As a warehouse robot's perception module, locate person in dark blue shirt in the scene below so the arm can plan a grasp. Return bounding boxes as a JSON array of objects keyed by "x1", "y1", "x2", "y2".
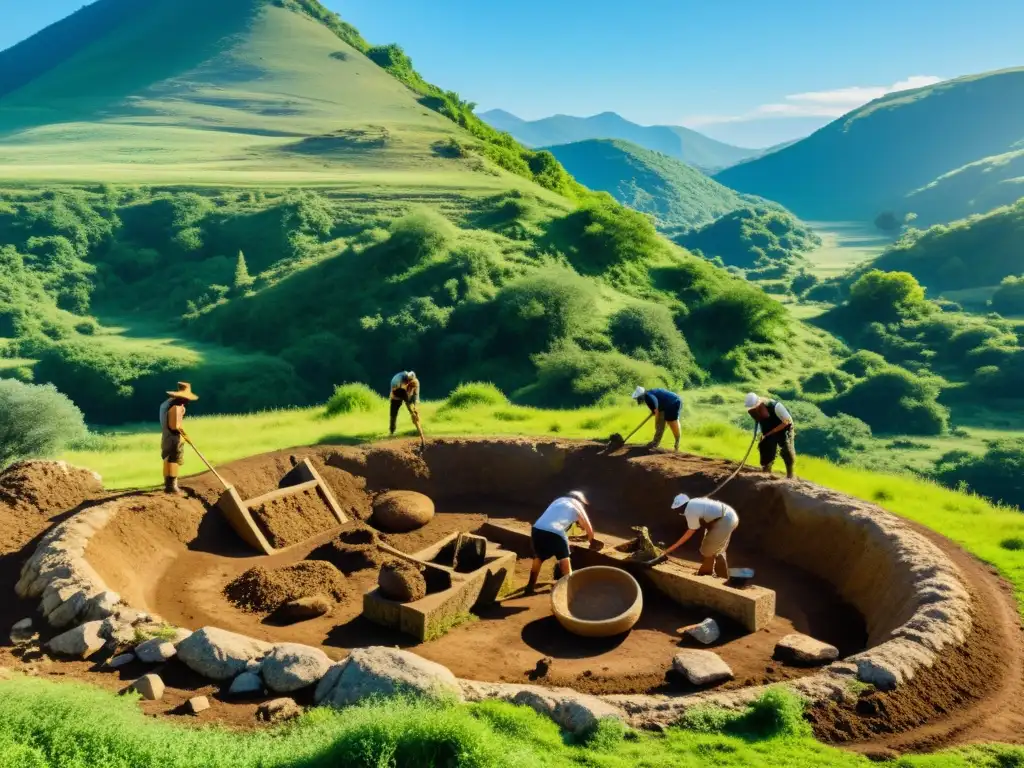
[{"x1": 632, "y1": 386, "x2": 683, "y2": 451}]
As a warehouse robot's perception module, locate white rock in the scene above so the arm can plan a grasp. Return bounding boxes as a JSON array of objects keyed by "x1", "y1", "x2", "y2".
[
  {"x1": 47, "y1": 621, "x2": 106, "y2": 658},
  {"x1": 325, "y1": 647, "x2": 462, "y2": 707},
  {"x1": 683, "y1": 618, "x2": 720, "y2": 646},
  {"x1": 261, "y1": 643, "x2": 333, "y2": 693},
  {"x1": 229, "y1": 671, "x2": 264, "y2": 696},
  {"x1": 314, "y1": 661, "x2": 349, "y2": 704},
  {"x1": 256, "y1": 697, "x2": 303, "y2": 723},
  {"x1": 131, "y1": 673, "x2": 165, "y2": 701},
  {"x1": 775, "y1": 634, "x2": 839, "y2": 665},
  {"x1": 512, "y1": 688, "x2": 623, "y2": 735},
  {"x1": 672, "y1": 650, "x2": 734, "y2": 686},
  {"x1": 108, "y1": 653, "x2": 135, "y2": 669},
  {"x1": 135, "y1": 638, "x2": 177, "y2": 664},
  {"x1": 187, "y1": 696, "x2": 211, "y2": 714},
  {"x1": 177, "y1": 627, "x2": 272, "y2": 681},
  {"x1": 170, "y1": 628, "x2": 193, "y2": 646},
  {"x1": 83, "y1": 591, "x2": 122, "y2": 622}
]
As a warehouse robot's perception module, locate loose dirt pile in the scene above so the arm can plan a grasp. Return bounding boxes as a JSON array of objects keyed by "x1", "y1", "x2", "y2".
[
  {"x1": 224, "y1": 561, "x2": 347, "y2": 613},
  {"x1": 249, "y1": 488, "x2": 341, "y2": 548},
  {"x1": 0, "y1": 460, "x2": 101, "y2": 519},
  {"x1": 308, "y1": 525, "x2": 386, "y2": 575},
  {"x1": 378, "y1": 560, "x2": 427, "y2": 602}
]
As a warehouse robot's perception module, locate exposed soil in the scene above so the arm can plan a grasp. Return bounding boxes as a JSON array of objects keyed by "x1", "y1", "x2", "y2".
[
  {"x1": 1, "y1": 439, "x2": 1023, "y2": 750},
  {"x1": 249, "y1": 488, "x2": 340, "y2": 549},
  {"x1": 378, "y1": 560, "x2": 426, "y2": 603},
  {"x1": 224, "y1": 561, "x2": 347, "y2": 613}
]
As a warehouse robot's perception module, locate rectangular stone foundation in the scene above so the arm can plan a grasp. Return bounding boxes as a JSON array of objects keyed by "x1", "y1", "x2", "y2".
[
  {"x1": 481, "y1": 519, "x2": 775, "y2": 633},
  {"x1": 362, "y1": 532, "x2": 517, "y2": 641}
]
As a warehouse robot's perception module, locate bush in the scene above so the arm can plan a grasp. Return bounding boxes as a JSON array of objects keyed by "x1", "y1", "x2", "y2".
[
  {"x1": 800, "y1": 369, "x2": 854, "y2": 396},
  {"x1": 325, "y1": 383, "x2": 383, "y2": 416},
  {"x1": 549, "y1": 194, "x2": 667, "y2": 274},
  {"x1": 823, "y1": 366, "x2": 948, "y2": 435},
  {"x1": 935, "y1": 439, "x2": 1024, "y2": 509},
  {"x1": 378, "y1": 209, "x2": 456, "y2": 274},
  {"x1": 0, "y1": 379, "x2": 88, "y2": 468},
  {"x1": 681, "y1": 687, "x2": 810, "y2": 739},
  {"x1": 838, "y1": 350, "x2": 888, "y2": 378},
  {"x1": 847, "y1": 269, "x2": 929, "y2": 324},
  {"x1": 608, "y1": 303, "x2": 698, "y2": 382},
  {"x1": 490, "y1": 268, "x2": 597, "y2": 355},
  {"x1": 444, "y1": 382, "x2": 507, "y2": 410},
  {"x1": 787, "y1": 401, "x2": 872, "y2": 462}
]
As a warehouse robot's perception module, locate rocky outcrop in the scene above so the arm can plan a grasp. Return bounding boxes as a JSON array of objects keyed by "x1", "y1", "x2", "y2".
[
  {"x1": 261, "y1": 643, "x2": 333, "y2": 693},
  {"x1": 318, "y1": 647, "x2": 462, "y2": 706},
  {"x1": 177, "y1": 627, "x2": 272, "y2": 681}
]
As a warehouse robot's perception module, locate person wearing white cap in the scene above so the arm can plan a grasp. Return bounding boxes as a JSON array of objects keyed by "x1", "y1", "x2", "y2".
[
  {"x1": 744, "y1": 392, "x2": 795, "y2": 479},
  {"x1": 390, "y1": 371, "x2": 424, "y2": 447},
  {"x1": 631, "y1": 385, "x2": 683, "y2": 451},
  {"x1": 525, "y1": 491, "x2": 595, "y2": 594},
  {"x1": 646, "y1": 494, "x2": 739, "y2": 577}
]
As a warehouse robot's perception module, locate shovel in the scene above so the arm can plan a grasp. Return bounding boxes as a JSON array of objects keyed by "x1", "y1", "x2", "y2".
[
  {"x1": 182, "y1": 433, "x2": 232, "y2": 491},
  {"x1": 608, "y1": 412, "x2": 653, "y2": 449}
]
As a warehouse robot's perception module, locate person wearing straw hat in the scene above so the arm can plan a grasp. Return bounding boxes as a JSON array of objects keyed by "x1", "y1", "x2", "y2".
[
  {"x1": 648, "y1": 493, "x2": 738, "y2": 577},
  {"x1": 525, "y1": 491, "x2": 595, "y2": 595},
  {"x1": 389, "y1": 371, "x2": 424, "y2": 446},
  {"x1": 744, "y1": 392, "x2": 795, "y2": 479},
  {"x1": 159, "y1": 382, "x2": 198, "y2": 495},
  {"x1": 631, "y1": 385, "x2": 683, "y2": 451}
]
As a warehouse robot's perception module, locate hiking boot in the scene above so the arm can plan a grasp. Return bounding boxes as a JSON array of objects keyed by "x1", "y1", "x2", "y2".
[{"x1": 164, "y1": 476, "x2": 182, "y2": 495}]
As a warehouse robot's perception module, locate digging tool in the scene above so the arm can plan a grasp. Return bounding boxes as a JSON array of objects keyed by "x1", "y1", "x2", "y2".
[
  {"x1": 182, "y1": 433, "x2": 232, "y2": 491},
  {"x1": 608, "y1": 412, "x2": 653, "y2": 449},
  {"x1": 702, "y1": 426, "x2": 759, "y2": 499}
]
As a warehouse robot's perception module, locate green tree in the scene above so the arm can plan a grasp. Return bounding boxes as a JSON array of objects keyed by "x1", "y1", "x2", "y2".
[
  {"x1": 847, "y1": 270, "x2": 928, "y2": 324},
  {"x1": 233, "y1": 251, "x2": 254, "y2": 293},
  {"x1": 0, "y1": 379, "x2": 88, "y2": 468},
  {"x1": 935, "y1": 439, "x2": 1024, "y2": 509}
]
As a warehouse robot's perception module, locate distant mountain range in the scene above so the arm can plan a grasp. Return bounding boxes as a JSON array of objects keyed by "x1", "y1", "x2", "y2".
[
  {"x1": 479, "y1": 109, "x2": 764, "y2": 171},
  {"x1": 543, "y1": 138, "x2": 760, "y2": 230},
  {"x1": 716, "y1": 68, "x2": 1024, "y2": 225}
]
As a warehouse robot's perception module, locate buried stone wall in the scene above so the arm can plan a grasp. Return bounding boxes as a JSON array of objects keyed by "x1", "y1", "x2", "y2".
[{"x1": 15, "y1": 439, "x2": 975, "y2": 731}]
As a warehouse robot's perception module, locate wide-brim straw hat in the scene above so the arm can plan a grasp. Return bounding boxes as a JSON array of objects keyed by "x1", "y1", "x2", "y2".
[{"x1": 167, "y1": 381, "x2": 199, "y2": 401}]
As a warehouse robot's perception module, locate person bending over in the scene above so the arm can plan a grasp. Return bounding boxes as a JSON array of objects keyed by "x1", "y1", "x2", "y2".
[
  {"x1": 652, "y1": 494, "x2": 739, "y2": 578},
  {"x1": 745, "y1": 392, "x2": 795, "y2": 479},
  {"x1": 632, "y1": 386, "x2": 683, "y2": 451},
  {"x1": 525, "y1": 491, "x2": 594, "y2": 594},
  {"x1": 390, "y1": 371, "x2": 424, "y2": 446}
]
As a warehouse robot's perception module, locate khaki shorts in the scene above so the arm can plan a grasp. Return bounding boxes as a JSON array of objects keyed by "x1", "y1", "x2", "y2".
[
  {"x1": 161, "y1": 433, "x2": 184, "y2": 464},
  {"x1": 700, "y1": 508, "x2": 738, "y2": 558}
]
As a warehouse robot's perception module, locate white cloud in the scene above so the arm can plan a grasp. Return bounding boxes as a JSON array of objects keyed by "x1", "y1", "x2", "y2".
[{"x1": 684, "y1": 75, "x2": 943, "y2": 126}]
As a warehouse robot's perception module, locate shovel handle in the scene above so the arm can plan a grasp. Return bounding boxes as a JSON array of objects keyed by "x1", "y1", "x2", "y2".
[
  {"x1": 183, "y1": 435, "x2": 231, "y2": 491},
  {"x1": 623, "y1": 412, "x2": 654, "y2": 443}
]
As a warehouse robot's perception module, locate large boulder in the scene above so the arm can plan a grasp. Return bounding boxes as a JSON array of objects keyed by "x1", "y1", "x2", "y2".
[
  {"x1": 377, "y1": 560, "x2": 427, "y2": 603},
  {"x1": 261, "y1": 643, "x2": 333, "y2": 693},
  {"x1": 176, "y1": 627, "x2": 272, "y2": 681},
  {"x1": 47, "y1": 621, "x2": 106, "y2": 658},
  {"x1": 320, "y1": 647, "x2": 461, "y2": 706},
  {"x1": 371, "y1": 491, "x2": 434, "y2": 533}
]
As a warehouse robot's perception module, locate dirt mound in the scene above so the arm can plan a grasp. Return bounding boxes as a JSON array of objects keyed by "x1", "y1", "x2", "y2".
[
  {"x1": 224, "y1": 561, "x2": 347, "y2": 613},
  {"x1": 249, "y1": 487, "x2": 341, "y2": 549},
  {"x1": 0, "y1": 460, "x2": 101, "y2": 516},
  {"x1": 372, "y1": 490, "x2": 435, "y2": 533},
  {"x1": 378, "y1": 560, "x2": 427, "y2": 602},
  {"x1": 307, "y1": 525, "x2": 385, "y2": 575}
]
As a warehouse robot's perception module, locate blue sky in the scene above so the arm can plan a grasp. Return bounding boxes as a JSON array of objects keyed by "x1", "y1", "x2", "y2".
[{"x1": 4, "y1": 0, "x2": 1023, "y2": 147}]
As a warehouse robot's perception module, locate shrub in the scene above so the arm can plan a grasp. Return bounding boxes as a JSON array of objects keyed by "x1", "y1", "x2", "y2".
[
  {"x1": 325, "y1": 383, "x2": 383, "y2": 416},
  {"x1": 681, "y1": 687, "x2": 811, "y2": 739},
  {"x1": 490, "y1": 268, "x2": 597, "y2": 355},
  {"x1": 800, "y1": 369, "x2": 854, "y2": 396},
  {"x1": 0, "y1": 379, "x2": 88, "y2": 468},
  {"x1": 379, "y1": 208, "x2": 456, "y2": 274},
  {"x1": 787, "y1": 401, "x2": 872, "y2": 462},
  {"x1": 847, "y1": 269, "x2": 929, "y2": 324},
  {"x1": 549, "y1": 194, "x2": 667, "y2": 274},
  {"x1": 790, "y1": 271, "x2": 819, "y2": 296},
  {"x1": 609, "y1": 303, "x2": 698, "y2": 381},
  {"x1": 838, "y1": 350, "x2": 888, "y2": 378},
  {"x1": 935, "y1": 439, "x2": 1024, "y2": 509},
  {"x1": 444, "y1": 382, "x2": 507, "y2": 410},
  {"x1": 823, "y1": 366, "x2": 948, "y2": 435}
]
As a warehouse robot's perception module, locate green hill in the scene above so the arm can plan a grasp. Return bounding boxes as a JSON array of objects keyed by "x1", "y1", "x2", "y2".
[
  {"x1": 0, "y1": 0, "x2": 826, "y2": 424},
  {"x1": 715, "y1": 68, "x2": 1024, "y2": 223},
  {"x1": 543, "y1": 139, "x2": 757, "y2": 229},
  {"x1": 905, "y1": 150, "x2": 1024, "y2": 225},
  {"x1": 479, "y1": 109, "x2": 759, "y2": 171}
]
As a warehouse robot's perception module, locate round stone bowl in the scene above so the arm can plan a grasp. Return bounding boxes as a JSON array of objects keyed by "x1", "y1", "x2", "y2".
[{"x1": 551, "y1": 566, "x2": 643, "y2": 638}]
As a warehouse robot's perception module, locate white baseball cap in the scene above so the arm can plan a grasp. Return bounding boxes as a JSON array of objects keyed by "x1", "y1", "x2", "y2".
[
  {"x1": 568, "y1": 490, "x2": 589, "y2": 506},
  {"x1": 744, "y1": 392, "x2": 760, "y2": 409},
  {"x1": 671, "y1": 493, "x2": 690, "y2": 509},
  {"x1": 632, "y1": 386, "x2": 646, "y2": 400}
]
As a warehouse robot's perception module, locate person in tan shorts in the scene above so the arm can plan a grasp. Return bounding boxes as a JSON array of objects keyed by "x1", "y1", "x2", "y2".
[{"x1": 651, "y1": 493, "x2": 739, "y2": 578}]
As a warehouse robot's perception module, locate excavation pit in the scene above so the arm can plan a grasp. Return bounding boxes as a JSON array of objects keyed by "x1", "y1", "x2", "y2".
[{"x1": 79, "y1": 440, "x2": 883, "y2": 695}]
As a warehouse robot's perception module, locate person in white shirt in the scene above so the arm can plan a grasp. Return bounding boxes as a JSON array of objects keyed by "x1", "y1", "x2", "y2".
[
  {"x1": 745, "y1": 392, "x2": 796, "y2": 479},
  {"x1": 525, "y1": 491, "x2": 595, "y2": 594},
  {"x1": 650, "y1": 494, "x2": 739, "y2": 578}
]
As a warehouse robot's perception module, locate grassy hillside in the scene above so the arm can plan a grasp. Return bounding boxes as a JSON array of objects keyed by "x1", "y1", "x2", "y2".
[
  {"x1": 544, "y1": 139, "x2": 756, "y2": 229},
  {"x1": 479, "y1": 109, "x2": 759, "y2": 171},
  {"x1": 906, "y1": 149, "x2": 1024, "y2": 225},
  {"x1": 716, "y1": 68, "x2": 1024, "y2": 223}
]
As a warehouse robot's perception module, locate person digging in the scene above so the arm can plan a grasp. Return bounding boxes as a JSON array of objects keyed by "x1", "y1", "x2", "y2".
[
  {"x1": 645, "y1": 494, "x2": 739, "y2": 578},
  {"x1": 159, "y1": 382, "x2": 198, "y2": 495},
  {"x1": 525, "y1": 491, "x2": 595, "y2": 595},
  {"x1": 632, "y1": 386, "x2": 683, "y2": 451},
  {"x1": 389, "y1": 371, "x2": 425, "y2": 448},
  {"x1": 745, "y1": 392, "x2": 796, "y2": 479}
]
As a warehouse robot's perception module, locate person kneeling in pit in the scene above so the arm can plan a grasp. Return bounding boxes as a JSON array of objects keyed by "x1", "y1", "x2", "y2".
[
  {"x1": 650, "y1": 493, "x2": 739, "y2": 578},
  {"x1": 525, "y1": 491, "x2": 594, "y2": 595}
]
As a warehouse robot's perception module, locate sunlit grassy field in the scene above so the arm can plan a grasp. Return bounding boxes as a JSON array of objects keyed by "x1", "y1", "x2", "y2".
[{"x1": 802, "y1": 221, "x2": 889, "y2": 279}]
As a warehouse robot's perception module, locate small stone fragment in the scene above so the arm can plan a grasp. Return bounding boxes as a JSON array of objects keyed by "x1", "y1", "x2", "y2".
[
  {"x1": 131, "y1": 673, "x2": 165, "y2": 701},
  {"x1": 187, "y1": 696, "x2": 211, "y2": 714},
  {"x1": 680, "y1": 618, "x2": 720, "y2": 646},
  {"x1": 774, "y1": 634, "x2": 839, "y2": 665},
  {"x1": 229, "y1": 671, "x2": 264, "y2": 696},
  {"x1": 10, "y1": 618, "x2": 36, "y2": 645},
  {"x1": 672, "y1": 650, "x2": 734, "y2": 686},
  {"x1": 256, "y1": 697, "x2": 303, "y2": 724}
]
